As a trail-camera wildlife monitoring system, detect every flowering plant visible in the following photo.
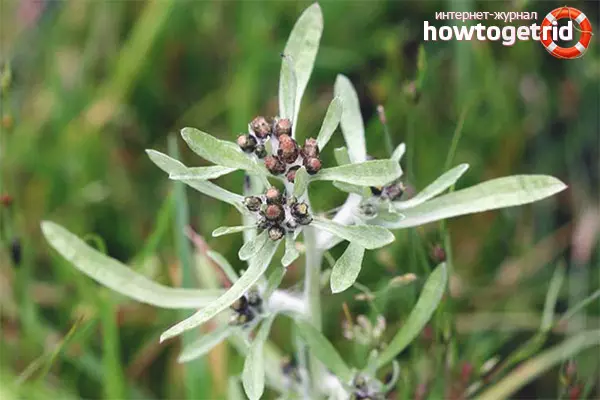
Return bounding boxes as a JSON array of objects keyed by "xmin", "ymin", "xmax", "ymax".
[{"xmin": 41, "ymin": 3, "xmax": 569, "ymax": 399}]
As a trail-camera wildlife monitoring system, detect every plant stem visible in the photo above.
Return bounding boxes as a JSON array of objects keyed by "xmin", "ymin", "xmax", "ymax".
[{"xmin": 303, "ymin": 225, "xmax": 325, "ymax": 393}]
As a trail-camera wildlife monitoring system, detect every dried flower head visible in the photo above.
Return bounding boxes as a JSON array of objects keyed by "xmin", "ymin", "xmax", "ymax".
[
  {"xmin": 251, "ymin": 116, "xmax": 272, "ymax": 139},
  {"xmin": 273, "ymin": 118, "xmax": 292, "ymax": 137},
  {"xmin": 264, "ymin": 155, "xmax": 286, "ymax": 175},
  {"xmin": 304, "ymin": 157, "xmax": 322, "ymax": 175},
  {"xmin": 237, "ymin": 134, "xmax": 257, "ymax": 153}
]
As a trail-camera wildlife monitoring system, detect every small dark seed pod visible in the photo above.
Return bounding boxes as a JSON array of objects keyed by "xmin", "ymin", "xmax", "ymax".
[
  {"xmin": 286, "ymin": 165, "xmax": 301, "ymax": 183},
  {"xmin": 265, "ymin": 187, "xmax": 283, "ymax": 204},
  {"xmin": 264, "ymin": 155, "xmax": 286, "ymax": 175},
  {"xmin": 254, "ymin": 144, "xmax": 267, "ymax": 159},
  {"xmin": 236, "ymin": 309, "xmax": 255, "ymax": 325},
  {"xmin": 243, "ymin": 196, "xmax": 262, "ymax": 212},
  {"xmin": 247, "ymin": 288, "xmax": 262, "ymax": 308},
  {"xmin": 278, "ymin": 134, "xmax": 300, "ymax": 164},
  {"xmin": 302, "ymin": 138, "xmax": 320, "ymax": 159},
  {"xmin": 250, "ymin": 116, "xmax": 272, "ymax": 139},
  {"xmin": 383, "ymin": 182, "xmax": 404, "ymax": 201},
  {"xmin": 304, "ymin": 157, "xmax": 322, "ymax": 175},
  {"xmin": 231, "ymin": 296, "xmax": 248, "ymax": 311},
  {"xmin": 268, "ymin": 225, "xmax": 285, "ymax": 241},
  {"xmin": 370, "ymin": 186, "xmax": 383, "ymax": 196},
  {"xmin": 273, "ymin": 118, "xmax": 292, "ymax": 137},
  {"xmin": 291, "ymin": 202, "xmax": 310, "ymax": 219},
  {"xmin": 264, "ymin": 204, "xmax": 285, "ymax": 222},
  {"xmin": 10, "ymin": 238, "xmax": 22, "ymax": 266},
  {"xmin": 237, "ymin": 134, "xmax": 257, "ymax": 153}
]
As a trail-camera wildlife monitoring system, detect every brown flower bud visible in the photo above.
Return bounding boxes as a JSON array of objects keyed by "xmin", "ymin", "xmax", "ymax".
[
  {"xmin": 254, "ymin": 144, "xmax": 267, "ymax": 159},
  {"xmin": 278, "ymin": 134, "xmax": 299, "ymax": 164},
  {"xmin": 273, "ymin": 118, "xmax": 292, "ymax": 137},
  {"xmin": 431, "ymin": 245, "xmax": 446, "ymax": 263},
  {"xmin": 291, "ymin": 202, "xmax": 313, "ymax": 225},
  {"xmin": 243, "ymin": 196, "xmax": 262, "ymax": 212},
  {"xmin": 237, "ymin": 134, "xmax": 257, "ymax": 153},
  {"xmin": 268, "ymin": 225, "xmax": 285, "ymax": 241},
  {"xmin": 304, "ymin": 157, "xmax": 322, "ymax": 175},
  {"xmin": 383, "ymin": 182, "xmax": 405, "ymax": 201},
  {"xmin": 231, "ymin": 296, "xmax": 248, "ymax": 311},
  {"xmin": 264, "ymin": 204, "xmax": 284, "ymax": 222},
  {"xmin": 265, "ymin": 187, "xmax": 283, "ymax": 204},
  {"xmin": 250, "ymin": 116, "xmax": 272, "ymax": 138},
  {"xmin": 302, "ymin": 137, "xmax": 320, "ymax": 159},
  {"xmin": 264, "ymin": 155, "xmax": 286, "ymax": 175},
  {"xmin": 286, "ymin": 166, "xmax": 301, "ymax": 183}
]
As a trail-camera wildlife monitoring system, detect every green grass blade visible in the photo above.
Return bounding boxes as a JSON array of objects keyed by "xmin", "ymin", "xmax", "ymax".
[{"xmin": 541, "ymin": 263, "xmax": 566, "ymax": 332}]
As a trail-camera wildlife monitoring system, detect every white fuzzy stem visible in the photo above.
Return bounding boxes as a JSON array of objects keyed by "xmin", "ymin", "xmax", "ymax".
[
  {"xmin": 268, "ymin": 290, "xmax": 307, "ymax": 315},
  {"xmin": 316, "ymin": 193, "xmax": 362, "ymax": 250}
]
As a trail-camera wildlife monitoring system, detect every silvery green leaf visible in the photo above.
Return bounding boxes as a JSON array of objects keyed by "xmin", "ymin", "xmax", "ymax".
[
  {"xmin": 281, "ymin": 233, "xmax": 300, "ymax": 267},
  {"xmin": 330, "ymin": 242, "xmax": 366, "ymax": 294},
  {"xmin": 377, "ymin": 263, "xmax": 448, "ymax": 368},
  {"xmin": 41, "ymin": 221, "xmax": 224, "ymax": 309},
  {"xmin": 243, "ymin": 315, "xmax": 276, "ymax": 400},
  {"xmin": 146, "ymin": 150, "xmax": 244, "ymax": 210},
  {"xmin": 295, "ymin": 319, "xmax": 353, "ymax": 382},
  {"xmin": 228, "ymin": 377, "xmax": 245, "ymax": 400},
  {"xmin": 391, "ymin": 143, "xmax": 406, "ymax": 163},
  {"xmin": 178, "ymin": 324, "xmax": 235, "ymax": 363},
  {"xmin": 313, "ymin": 159, "xmax": 402, "ymax": 187},
  {"xmin": 333, "ymin": 181, "xmax": 371, "ymax": 197},
  {"xmin": 278, "ymin": 55, "xmax": 297, "ymax": 122},
  {"xmin": 293, "ymin": 167, "xmax": 309, "ymax": 197},
  {"xmin": 206, "ymin": 250, "xmax": 239, "ymax": 284},
  {"xmin": 394, "ymin": 164, "xmax": 469, "ymax": 210},
  {"xmin": 264, "ymin": 266, "xmax": 286, "ymax": 299},
  {"xmin": 239, "ymin": 230, "xmax": 269, "ymax": 261},
  {"xmin": 283, "ymin": 2, "xmax": 323, "ymax": 126},
  {"xmin": 212, "ymin": 225, "xmax": 256, "ymax": 237},
  {"xmin": 334, "ymin": 147, "xmax": 351, "ymax": 166},
  {"xmin": 311, "ymin": 216, "xmax": 394, "ymax": 250},
  {"xmin": 168, "ymin": 165, "xmax": 236, "ymax": 181},
  {"xmin": 316, "ymin": 97, "xmax": 343, "ymax": 150},
  {"xmin": 160, "ymin": 240, "xmax": 280, "ymax": 342},
  {"xmin": 378, "ymin": 175, "xmax": 567, "ymax": 229},
  {"xmin": 181, "ymin": 127, "xmax": 259, "ymax": 172},
  {"xmin": 334, "ymin": 75, "xmax": 366, "ymax": 163}
]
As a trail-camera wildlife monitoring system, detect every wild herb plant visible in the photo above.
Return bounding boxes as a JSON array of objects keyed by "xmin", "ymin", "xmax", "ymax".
[{"xmin": 40, "ymin": 3, "xmax": 592, "ymax": 399}]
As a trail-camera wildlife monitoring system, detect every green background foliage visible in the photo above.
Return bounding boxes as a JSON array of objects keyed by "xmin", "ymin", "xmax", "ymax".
[{"xmin": 1, "ymin": 0, "xmax": 598, "ymax": 398}]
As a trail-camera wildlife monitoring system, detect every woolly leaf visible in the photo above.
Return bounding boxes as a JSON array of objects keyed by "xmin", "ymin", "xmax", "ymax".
[
  {"xmin": 313, "ymin": 160, "xmax": 402, "ymax": 187},
  {"xmin": 330, "ymin": 242, "xmax": 366, "ymax": 294},
  {"xmin": 311, "ymin": 216, "xmax": 394, "ymax": 250}
]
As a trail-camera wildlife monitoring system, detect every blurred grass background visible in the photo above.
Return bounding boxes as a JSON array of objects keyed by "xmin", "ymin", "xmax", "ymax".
[{"xmin": 1, "ymin": 0, "xmax": 599, "ymax": 399}]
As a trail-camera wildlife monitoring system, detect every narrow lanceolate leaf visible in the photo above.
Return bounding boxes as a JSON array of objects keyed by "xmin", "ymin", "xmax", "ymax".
[
  {"xmin": 316, "ymin": 97, "xmax": 343, "ymax": 150},
  {"xmin": 541, "ymin": 263, "xmax": 566, "ymax": 332},
  {"xmin": 394, "ymin": 164, "xmax": 469, "ymax": 210},
  {"xmin": 264, "ymin": 266, "xmax": 286, "ymax": 300},
  {"xmin": 243, "ymin": 316, "xmax": 276, "ymax": 400},
  {"xmin": 311, "ymin": 216, "xmax": 394, "ymax": 250},
  {"xmin": 377, "ymin": 263, "xmax": 448, "ymax": 368},
  {"xmin": 334, "ymin": 75, "xmax": 366, "ymax": 163},
  {"xmin": 477, "ymin": 331, "xmax": 600, "ymax": 400},
  {"xmin": 181, "ymin": 127, "xmax": 259, "ymax": 172},
  {"xmin": 379, "ymin": 175, "xmax": 567, "ymax": 229},
  {"xmin": 391, "ymin": 143, "xmax": 406, "ymax": 163},
  {"xmin": 206, "ymin": 250, "xmax": 239, "ymax": 284},
  {"xmin": 228, "ymin": 377, "xmax": 245, "ymax": 400},
  {"xmin": 41, "ymin": 222, "xmax": 224, "ymax": 309},
  {"xmin": 283, "ymin": 2, "xmax": 323, "ymax": 126},
  {"xmin": 295, "ymin": 319, "xmax": 353, "ymax": 382},
  {"xmin": 212, "ymin": 225, "xmax": 255, "ymax": 238},
  {"xmin": 160, "ymin": 240, "xmax": 279, "ymax": 342},
  {"xmin": 278, "ymin": 55, "xmax": 297, "ymax": 122},
  {"xmin": 178, "ymin": 324, "xmax": 235, "ymax": 363},
  {"xmin": 313, "ymin": 160, "xmax": 402, "ymax": 187},
  {"xmin": 330, "ymin": 242, "xmax": 366, "ymax": 294},
  {"xmin": 146, "ymin": 150, "xmax": 244, "ymax": 210},
  {"xmin": 238, "ymin": 230, "xmax": 269, "ymax": 261},
  {"xmin": 332, "ymin": 181, "xmax": 371, "ymax": 198},
  {"xmin": 281, "ymin": 233, "xmax": 300, "ymax": 267},
  {"xmin": 334, "ymin": 146, "xmax": 351, "ymax": 166},
  {"xmin": 293, "ymin": 167, "xmax": 309, "ymax": 197},
  {"xmin": 168, "ymin": 165, "xmax": 236, "ymax": 181}
]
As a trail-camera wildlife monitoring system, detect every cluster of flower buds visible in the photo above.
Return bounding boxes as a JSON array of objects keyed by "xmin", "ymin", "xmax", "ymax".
[
  {"xmin": 229, "ymin": 287, "xmax": 263, "ymax": 326},
  {"xmin": 370, "ymin": 181, "xmax": 406, "ymax": 201},
  {"xmin": 350, "ymin": 374, "xmax": 383, "ymax": 400},
  {"xmin": 236, "ymin": 116, "xmax": 322, "ymax": 182},
  {"xmin": 280, "ymin": 355, "xmax": 302, "ymax": 384},
  {"xmin": 242, "ymin": 187, "xmax": 312, "ymax": 241}
]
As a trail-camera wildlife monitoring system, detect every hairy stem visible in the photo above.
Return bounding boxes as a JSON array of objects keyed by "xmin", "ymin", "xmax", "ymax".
[{"xmin": 303, "ymin": 225, "xmax": 325, "ymax": 394}]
